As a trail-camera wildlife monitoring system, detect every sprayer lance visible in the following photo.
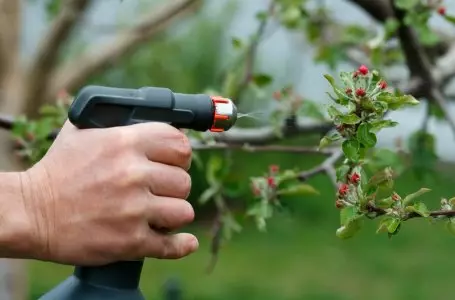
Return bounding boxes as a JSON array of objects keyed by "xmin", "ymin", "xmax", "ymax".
[{"xmin": 68, "ymin": 85, "xmax": 237, "ymax": 132}]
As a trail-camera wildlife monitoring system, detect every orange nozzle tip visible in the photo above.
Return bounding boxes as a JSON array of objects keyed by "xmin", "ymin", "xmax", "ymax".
[{"xmin": 209, "ymin": 128, "xmax": 224, "ymax": 132}]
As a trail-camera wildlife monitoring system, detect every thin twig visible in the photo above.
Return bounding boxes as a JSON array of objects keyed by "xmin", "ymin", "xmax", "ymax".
[
  {"xmin": 298, "ymin": 149, "xmax": 343, "ymax": 188},
  {"xmin": 23, "ymin": 0, "xmax": 92, "ymax": 117},
  {"xmin": 48, "ymin": 0, "xmax": 201, "ymax": 97},
  {"xmin": 191, "ymin": 141, "xmax": 336, "ymax": 155},
  {"xmin": 231, "ymin": 1, "xmax": 276, "ymax": 101},
  {"xmin": 367, "ymin": 203, "xmax": 455, "ymax": 219}
]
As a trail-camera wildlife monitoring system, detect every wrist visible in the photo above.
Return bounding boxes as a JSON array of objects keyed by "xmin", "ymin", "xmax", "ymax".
[{"xmin": 0, "ymin": 171, "xmax": 39, "ymax": 259}]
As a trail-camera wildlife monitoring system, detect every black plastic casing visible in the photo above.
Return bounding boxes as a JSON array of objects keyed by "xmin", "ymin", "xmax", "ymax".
[
  {"xmin": 68, "ymin": 85, "xmax": 216, "ymax": 131},
  {"xmin": 39, "ymin": 261, "xmax": 145, "ymax": 300}
]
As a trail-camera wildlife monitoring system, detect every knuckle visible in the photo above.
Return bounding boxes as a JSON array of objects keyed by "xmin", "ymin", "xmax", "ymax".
[
  {"xmin": 131, "ymin": 230, "xmax": 147, "ymax": 250},
  {"xmin": 116, "ymin": 127, "xmax": 137, "ymax": 150},
  {"xmin": 175, "ymin": 133, "xmax": 192, "ymax": 165},
  {"xmin": 116, "ymin": 161, "xmax": 145, "ymax": 187}
]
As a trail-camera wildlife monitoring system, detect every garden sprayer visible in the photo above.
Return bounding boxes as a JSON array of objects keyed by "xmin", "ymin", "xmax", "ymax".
[{"xmin": 39, "ymin": 85, "xmax": 238, "ymax": 300}]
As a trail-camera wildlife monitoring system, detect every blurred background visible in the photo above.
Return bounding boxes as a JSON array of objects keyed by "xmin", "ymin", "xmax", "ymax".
[{"xmin": 1, "ymin": 0, "xmax": 455, "ymax": 299}]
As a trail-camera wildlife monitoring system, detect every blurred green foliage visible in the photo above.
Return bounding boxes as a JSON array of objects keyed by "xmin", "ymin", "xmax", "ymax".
[
  {"xmin": 29, "ymin": 157, "xmax": 455, "ymax": 299},
  {"xmin": 86, "ymin": 2, "xmax": 237, "ymax": 94},
  {"xmin": 23, "ymin": 0, "xmax": 455, "ymax": 298}
]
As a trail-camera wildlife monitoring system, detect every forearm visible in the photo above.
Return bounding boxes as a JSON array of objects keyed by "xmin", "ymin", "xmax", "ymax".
[{"xmin": 0, "ymin": 171, "xmax": 35, "ymax": 259}]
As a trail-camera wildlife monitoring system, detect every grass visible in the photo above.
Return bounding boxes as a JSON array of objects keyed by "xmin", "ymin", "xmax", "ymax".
[{"xmin": 28, "ymin": 140, "xmax": 455, "ymax": 299}]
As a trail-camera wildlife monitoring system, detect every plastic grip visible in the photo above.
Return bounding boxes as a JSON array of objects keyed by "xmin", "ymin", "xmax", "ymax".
[{"xmin": 68, "ymin": 85, "xmax": 215, "ymax": 131}]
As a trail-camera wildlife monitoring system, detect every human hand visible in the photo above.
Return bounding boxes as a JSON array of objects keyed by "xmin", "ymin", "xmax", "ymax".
[{"xmin": 20, "ymin": 120, "xmax": 198, "ymax": 266}]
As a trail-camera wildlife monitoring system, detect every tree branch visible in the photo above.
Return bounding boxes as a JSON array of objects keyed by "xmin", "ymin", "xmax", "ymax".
[
  {"xmin": 48, "ymin": 0, "xmax": 202, "ymax": 98},
  {"xmin": 298, "ymin": 149, "xmax": 343, "ymax": 188},
  {"xmin": 204, "ymin": 118, "xmax": 333, "ymax": 144},
  {"xmin": 0, "ymin": 0, "xmax": 21, "ymax": 91},
  {"xmin": 347, "ymin": 0, "xmax": 393, "ymax": 23},
  {"xmin": 23, "ymin": 0, "xmax": 92, "ymax": 118},
  {"xmin": 231, "ymin": 1, "xmax": 275, "ymax": 101},
  {"xmin": 390, "ymin": 3, "xmax": 434, "ymax": 84},
  {"xmin": 367, "ymin": 203, "xmax": 455, "ymax": 220},
  {"xmin": 191, "ymin": 140, "xmax": 336, "ymax": 155}
]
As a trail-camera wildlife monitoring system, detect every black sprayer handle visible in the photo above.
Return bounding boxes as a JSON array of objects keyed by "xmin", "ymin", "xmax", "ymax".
[
  {"xmin": 38, "ymin": 85, "xmax": 237, "ymax": 300},
  {"xmin": 69, "ymin": 85, "xmax": 216, "ymax": 131}
]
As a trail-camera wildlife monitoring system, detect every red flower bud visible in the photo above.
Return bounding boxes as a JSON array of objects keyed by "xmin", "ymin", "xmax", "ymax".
[
  {"xmin": 26, "ymin": 132, "xmax": 35, "ymax": 141},
  {"xmin": 350, "ymin": 172, "xmax": 360, "ymax": 184},
  {"xmin": 392, "ymin": 192, "xmax": 400, "ymax": 201},
  {"xmin": 273, "ymin": 91, "xmax": 281, "ymax": 100},
  {"xmin": 267, "ymin": 176, "xmax": 276, "ymax": 188},
  {"xmin": 358, "ymin": 65, "xmax": 369, "ymax": 75},
  {"xmin": 269, "ymin": 164, "xmax": 279, "ymax": 174},
  {"xmin": 355, "ymin": 88, "xmax": 366, "ymax": 97},
  {"xmin": 335, "ymin": 199, "xmax": 345, "ymax": 209},
  {"xmin": 438, "ymin": 6, "xmax": 446, "ymax": 15},
  {"xmin": 251, "ymin": 182, "xmax": 261, "ymax": 196},
  {"xmin": 345, "ymin": 88, "xmax": 352, "ymax": 95},
  {"xmin": 378, "ymin": 80, "xmax": 387, "ymax": 89},
  {"xmin": 338, "ymin": 183, "xmax": 349, "ymax": 196}
]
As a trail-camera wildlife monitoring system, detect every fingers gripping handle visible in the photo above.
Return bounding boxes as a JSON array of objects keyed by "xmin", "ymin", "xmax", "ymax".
[
  {"xmin": 39, "ymin": 85, "xmax": 238, "ymax": 300},
  {"xmin": 68, "ymin": 85, "xmax": 237, "ymax": 132}
]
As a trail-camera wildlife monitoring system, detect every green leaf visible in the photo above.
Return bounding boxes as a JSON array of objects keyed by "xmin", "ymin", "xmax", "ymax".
[
  {"xmin": 327, "ymin": 105, "xmax": 343, "ymax": 119},
  {"xmin": 405, "ymin": 202, "xmax": 430, "ymax": 217},
  {"xmin": 372, "ymin": 101, "xmax": 388, "ymax": 115},
  {"xmin": 278, "ymin": 184, "xmax": 319, "ymax": 196},
  {"xmin": 338, "ymin": 113, "xmax": 361, "ymax": 125},
  {"xmin": 319, "ymin": 131, "xmax": 342, "ymax": 149},
  {"xmin": 222, "ymin": 213, "xmax": 242, "ymax": 240},
  {"xmin": 444, "ymin": 15, "xmax": 455, "ymax": 25},
  {"xmin": 384, "ymin": 18, "xmax": 400, "ymax": 39},
  {"xmin": 255, "ymin": 11, "xmax": 268, "ymax": 21},
  {"xmin": 298, "ymin": 100, "xmax": 326, "ymax": 120},
  {"xmin": 342, "ymin": 139, "xmax": 360, "ymax": 161},
  {"xmin": 323, "ymin": 74, "xmax": 351, "ymax": 105},
  {"xmin": 387, "ymin": 218, "xmax": 401, "ymax": 235},
  {"xmin": 376, "ymin": 197, "xmax": 394, "ymax": 209},
  {"xmin": 247, "ymin": 201, "xmax": 273, "ymax": 218},
  {"xmin": 394, "ymin": 0, "xmax": 419, "ymax": 9},
  {"xmin": 280, "ymin": 6, "xmax": 302, "ymax": 28},
  {"xmin": 402, "ymin": 188, "xmax": 431, "ymax": 206},
  {"xmin": 339, "ymin": 72, "xmax": 354, "ymax": 89},
  {"xmin": 376, "ymin": 94, "xmax": 419, "ymax": 110},
  {"xmin": 247, "ymin": 201, "xmax": 273, "ymax": 232},
  {"xmin": 369, "ymin": 120, "xmax": 399, "ymax": 133},
  {"xmin": 252, "ymin": 74, "xmax": 273, "ymax": 87},
  {"xmin": 376, "ymin": 217, "xmax": 393, "ymax": 233},
  {"xmin": 206, "ymin": 155, "xmax": 223, "ymax": 186},
  {"xmin": 336, "ymin": 165, "xmax": 351, "ymax": 182},
  {"xmin": 366, "ymin": 167, "xmax": 394, "ymax": 191},
  {"xmin": 340, "ymin": 206, "xmax": 358, "ymax": 226},
  {"xmin": 231, "ymin": 37, "xmax": 243, "ymax": 49},
  {"xmin": 356, "ymin": 123, "xmax": 377, "ymax": 148},
  {"xmin": 368, "ymin": 148, "xmax": 405, "ymax": 176},
  {"xmin": 198, "ymin": 186, "xmax": 220, "ymax": 204},
  {"xmin": 336, "ymin": 215, "xmax": 363, "ymax": 240},
  {"xmin": 377, "ymin": 217, "xmax": 401, "ymax": 235}
]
